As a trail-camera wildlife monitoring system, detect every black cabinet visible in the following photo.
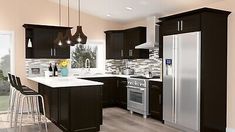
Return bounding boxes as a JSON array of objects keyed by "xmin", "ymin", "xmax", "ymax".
[
  {"xmin": 160, "ymin": 14, "xmax": 200, "ymax": 35},
  {"xmin": 105, "ymin": 31, "xmax": 124, "ymax": 59},
  {"xmin": 124, "ymin": 27, "xmax": 149, "ymax": 59},
  {"xmin": 149, "ymin": 81, "xmax": 162, "ymax": 121},
  {"xmin": 82, "ymin": 77, "xmax": 117, "ymax": 108},
  {"xmin": 83, "ymin": 77, "xmax": 128, "ymax": 109},
  {"xmin": 159, "ymin": 8, "xmax": 231, "ymax": 132},
  {"xmin": 117, "ymin": 78, "xmax": 127, "ymax": 109},
  {"xmin": 38, "ymin": 84, "xmax": 102, "ymax": 132},
  {"xmin": 23, "ymin": 24, "xmax": 71, "ymax": 59},
  {"xmin": 105, "ymin": 27, "xmax": 149, "ymax": 59}
]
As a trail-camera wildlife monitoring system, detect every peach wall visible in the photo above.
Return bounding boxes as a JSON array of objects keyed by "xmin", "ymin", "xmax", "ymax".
[{"xmin": 0, "ymin": 0, "xmax": 122, "ymax": 90}]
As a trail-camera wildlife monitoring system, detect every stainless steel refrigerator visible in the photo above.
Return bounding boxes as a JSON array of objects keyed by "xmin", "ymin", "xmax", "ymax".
[{"xmin": 163, "ymin": 31, "xmax": 201, "ymax": 132}]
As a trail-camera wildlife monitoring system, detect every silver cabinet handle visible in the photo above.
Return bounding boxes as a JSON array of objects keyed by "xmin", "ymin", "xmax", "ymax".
[
  {"xmin": 54, "ymin": 48, "xmax": 56, "ymax": 56},
  {"xmin": 129, "ymin": 50, "xmax": 133, "ymax": 57},
  {"xmin": 181, "ymin": 20, "xmax": 183, "ymax": 31},
  {"xmin": 51, "ymin": 48, "xmax": 53, "ymax": 56},
  {"xmin": 121, "ymin": 50, "xmax": 124, "ymax": 57},
  {"xmin": 177, "ymin": 21, "xmax": 180, "ymax": 31}
]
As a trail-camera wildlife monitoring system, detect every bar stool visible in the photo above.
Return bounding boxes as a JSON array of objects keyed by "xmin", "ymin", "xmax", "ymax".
[
  {"xmin": 8, "ymin": 74, "xmax": 35, "ymax": 127},
  {"xmin": 12, "ymin": 76, "xmax": 48, "ymax": 132}
]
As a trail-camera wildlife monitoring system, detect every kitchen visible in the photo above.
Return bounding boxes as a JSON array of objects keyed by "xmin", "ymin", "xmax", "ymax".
[{"xmin": 0, "ymin": 0, "xmax": 234, "ymax": 132}]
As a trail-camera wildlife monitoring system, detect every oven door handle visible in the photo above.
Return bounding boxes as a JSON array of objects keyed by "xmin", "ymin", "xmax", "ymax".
[{"xmin": 127, "ymin": 86, "xmax": 145, "ymax": 91}]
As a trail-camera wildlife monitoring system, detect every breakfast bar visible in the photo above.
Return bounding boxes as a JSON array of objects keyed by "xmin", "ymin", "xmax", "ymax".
[{"xmin": 28, "ymin": 77, "xmax": 103, "ymax": 132}]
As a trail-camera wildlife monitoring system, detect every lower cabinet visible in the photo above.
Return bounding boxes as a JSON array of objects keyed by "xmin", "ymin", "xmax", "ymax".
[
  {"xmin": 83, "ymin": 77, "xmax": 127, "ymax": 109},
  {"xmin": 117, "ymin": 78, "xmax": 127, "ymax": 109},
  {"xmin": 82, "ymin": 77, "xmax": 117, "ymax": 108},
  {"xmin": 149, "ymin": 81, "xmax": 163, "ymax": 121},
  {"xmin": 39, "ymin": 84, "xmax": 102, "ymax": 132}
]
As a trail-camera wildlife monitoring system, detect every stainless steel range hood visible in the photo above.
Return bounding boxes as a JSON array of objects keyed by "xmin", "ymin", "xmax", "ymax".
[{"xmin": 135, "ymin": 16, "xmax": 159, "ymax": 49}]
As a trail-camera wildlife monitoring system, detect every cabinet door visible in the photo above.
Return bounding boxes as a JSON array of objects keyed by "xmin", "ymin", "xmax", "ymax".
[
  {"xmin": 53, "ymin": 29, "xmax": 70, "ymax": 59},
  {"xmin": 149, "ymin": 81, "xmax": 163, "ymax": 121},
  {"xmin": 161, "ymin": 18, "xmax": 180, "ymax": 35},
  {"xmin": 33, "ymin": 28, "xmax": 53, "ymax": 58},
  {"xmin": 124, "ymin": 27, "xmax": 149, "ymax": 59},
  {"xmin": 180, "ymin": 14, "xmax": 201, "ymax": 33},
  {"xmin": 50, "ymin": 88, "xmax": 59, "ymax": 124},
  {"xmin": 38, "ymin": 84, "xmax": 51, "ymax": 119},
  {"xmin": 118, "ymin": 78, "xmax": 127, "ymax": 109},
  {"xmin": 59, "ymin": 88, "xmax": 70, "ymax": 131},
  {"xmin": 82, "ymin": 77, "xmax": 117, "ymax": 108},
  {"xmin": 105, "ymin": 32, "xmax": 124, "ymax": 59}
]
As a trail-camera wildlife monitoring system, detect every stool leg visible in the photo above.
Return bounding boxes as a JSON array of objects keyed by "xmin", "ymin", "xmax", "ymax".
[
  {"xmin": 30, "ymin": 97, "xmax": 36, "ymax": 124},
  {"xmin": 9, "ymin": 89, "xmax": 16, "ymax": 127},
  {"xmin": 7, "ymin": 87, "xmax": 13, "ymax": 121},
  {"xmin": 39, "ymin": 95, "xmax": 48, "ymax": 132},
  {"xmin": 19, "ymin": 96, "xmax": 26, "ymax": 132},
  {"xmin": 26, "ymin": 97, "xmax": 31, "ymax": 117},
  {"xmin": 13, "ymin": 91, "xmax": 21, "ymax": 128},
  {"xmin": 35, "ymin": 97, "xmax": 42, "ymax": 131}
]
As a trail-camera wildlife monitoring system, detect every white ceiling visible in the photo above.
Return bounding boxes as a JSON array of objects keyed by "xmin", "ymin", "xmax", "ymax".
[{"xmin": 48, "ymin": 0, "xmax": 223, "ymax": 23}]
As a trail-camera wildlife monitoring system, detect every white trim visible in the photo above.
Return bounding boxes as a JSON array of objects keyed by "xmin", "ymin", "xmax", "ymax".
[
  {"xmin": 0, "ymin": 31, "xmax": 15, "ymax": 74},
  {"xmin": 227, "ymin": 128, "xmax": 235, "ymax": 132}
]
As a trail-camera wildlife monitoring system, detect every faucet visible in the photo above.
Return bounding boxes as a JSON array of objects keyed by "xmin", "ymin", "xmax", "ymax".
[{"xmin": 85, "ymin": 58, "xmax": 91, "ymax": 71}]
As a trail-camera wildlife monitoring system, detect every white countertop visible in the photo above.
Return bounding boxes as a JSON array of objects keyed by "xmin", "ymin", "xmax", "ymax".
[
  {"xmin": 28, "ymin": 74, "xmax": 162, "ymax": 88},
  {"xmin": 77, "ymin": 74, "xmax": 162, "ymax": 82},
  {"xmin": 28, "ymin": 76, "xmax": 104, "ymax": 88}
]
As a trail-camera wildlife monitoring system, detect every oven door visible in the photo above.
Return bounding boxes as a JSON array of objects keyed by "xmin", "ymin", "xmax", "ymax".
[{"xmin": 127, "ymin": 86, "xmax": 146, "ymax": 112}]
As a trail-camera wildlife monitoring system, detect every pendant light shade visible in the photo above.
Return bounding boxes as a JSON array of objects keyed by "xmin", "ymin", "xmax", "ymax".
[
  {"xmin": 72, "ymin": 26, "xmax": 87, "ymax": 44},
  {"xmin": 72, "ymin": 0, "xmax": 87, "ymax": 44},
  {"xmin": 63, "ymin": 29, "xmax": 73, "ymax": 45},
  {"xmin": 54, "ymin": 32, "xmax": 64, "ymax": 46}
]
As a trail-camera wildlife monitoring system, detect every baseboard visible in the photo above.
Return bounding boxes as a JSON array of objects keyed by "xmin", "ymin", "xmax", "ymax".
[{"xmin": 227, "ymin": 128, "xmax": 235, "ymax": 132}]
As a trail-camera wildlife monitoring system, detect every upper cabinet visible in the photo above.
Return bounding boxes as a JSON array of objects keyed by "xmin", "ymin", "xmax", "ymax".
[
  {"xmin": 160, "ymin": 14, "xmax": 201, "ymax": 35},
  {"xmin": 105, "ymin": 27, "xmax": 149, "ymax": 59},
  {"xmin": 24, "ymin": 24, "xmax": 71, "ymax": 59}
]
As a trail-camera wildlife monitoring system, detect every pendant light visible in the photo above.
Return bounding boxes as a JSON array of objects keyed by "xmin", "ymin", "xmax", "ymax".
[
  {"xmin": 54, "ymin": 0, "xmax": 63, "ymax": 46},
  {"xmin": 63, "ymin": 0, "xmax": 73, "ymax": 45},
  {"xmin": 72, "ymin": 0, "xmax": 87, "ymax": 45}
]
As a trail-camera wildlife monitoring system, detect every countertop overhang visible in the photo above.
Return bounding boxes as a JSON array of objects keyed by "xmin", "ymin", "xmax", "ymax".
[{"xmin": 28, "ymin": 76, "xmax": 104, "ymax": 88}]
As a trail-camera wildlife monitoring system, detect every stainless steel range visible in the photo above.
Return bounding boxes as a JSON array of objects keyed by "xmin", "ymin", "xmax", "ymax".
[{"xmin": 127, "ymin": 75, "xmax": 159, "ymax": 118}]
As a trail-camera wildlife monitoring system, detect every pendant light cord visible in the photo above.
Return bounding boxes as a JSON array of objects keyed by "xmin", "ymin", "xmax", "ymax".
[
  {"xmin": 59, "ymin": 0, "xmax": 61, "ymax": 26},
  {"xmin": 78, "ymin": 0, "xmax": 81, "ymax": 26},
  {"xmin": 67, "ymin": 0, "xmax": 70, "ymax": 27}
]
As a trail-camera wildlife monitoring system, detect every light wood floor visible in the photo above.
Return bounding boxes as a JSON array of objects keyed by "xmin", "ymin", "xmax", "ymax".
[{"xmin": 0, "ymin": 107, "xmax": 180, "ymax": 132}]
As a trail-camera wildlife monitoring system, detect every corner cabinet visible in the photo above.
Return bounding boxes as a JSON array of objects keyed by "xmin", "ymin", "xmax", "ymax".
[
  {"xmin": 149, "ymin": 81, "xmax": 162, "ymax": 121},
  {"xmin": 23, "ymin": 24, "xmax": 71, "ymax": 59},
  {"xmin": 105, "ymin": 27, "xmax": 149, "ymax": 59},
  {"xmin": 159, "ymin": 8, "xmax": 230, "ymax": 132}
]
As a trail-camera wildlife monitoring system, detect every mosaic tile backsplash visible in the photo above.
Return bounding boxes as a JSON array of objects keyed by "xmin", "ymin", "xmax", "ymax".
[
  {"xmin": 26, "ymin": 59, "xmax": 60, "ymax": 77},
  {"xmin": 26, "ymin": 49, "xmax": 162, "ymax": 77},
  {"xmin": 105, "ymin": 49, "xmax": 162, "ymax": 75}
]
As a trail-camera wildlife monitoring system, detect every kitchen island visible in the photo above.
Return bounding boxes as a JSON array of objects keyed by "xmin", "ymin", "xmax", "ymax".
[{"xmin": 28, "ymin": 77, "xmax": 103, "ymax": 132}]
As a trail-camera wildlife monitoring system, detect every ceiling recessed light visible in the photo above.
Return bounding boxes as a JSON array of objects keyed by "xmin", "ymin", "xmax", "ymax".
[
  {"xmin": 106, "ymin": 14, "xmax": 111, "ymax": 17},
  {"xmin": 125, "ymin": 7, "xmax": 133, "ymax": 11}
]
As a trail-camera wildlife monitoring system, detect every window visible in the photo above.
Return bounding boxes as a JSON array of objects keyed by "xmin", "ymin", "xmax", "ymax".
[
  {"xmin": 0, "ymin": 32, "xmax": 14, "ymax": 112},
  {"xmin": 70, "ymin": 41, "xmax": 105, "ymax": 73},
  {"xmin": 71, "ymin": 44, "xmax": 97, "ymax": 68}
]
